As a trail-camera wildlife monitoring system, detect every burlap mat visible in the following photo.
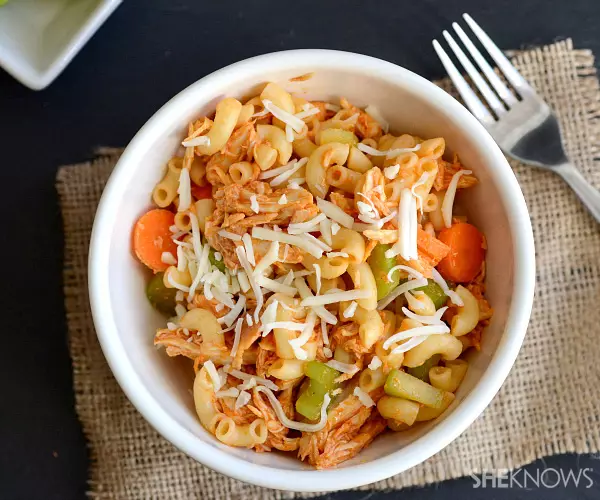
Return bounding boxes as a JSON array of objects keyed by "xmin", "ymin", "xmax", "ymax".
[{"xmin": 56, "ymin": 39, "xmax": 600, "ymax": 499}]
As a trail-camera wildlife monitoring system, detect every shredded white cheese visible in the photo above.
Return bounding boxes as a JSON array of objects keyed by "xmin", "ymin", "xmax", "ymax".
[
  {"xmin": 295, "ymin": 105, "xmax": 321, "ymax": 120},
  {"xmin": 319, "ymin": 218, "xmax": 333, "ymax": 246},
  {"xmin": 316, "ymin": 197, "xmax": 354, "ymax": 229},
  {"xmin": 383, "ymin": 324, "xmax": 450, "ymax": 350},
  {"xmin": 389, "ymin": 335, "xmax": 429, "ymax": 355},
  {"xmin": 182, "ymin": 136, "xmax": 210, "ymax": 148},
  {"xmin": 204, "ymin": 360, "xmax": 222, "ymax": 392},
  {"xmin": 269, "ymin": 157, "xmax": 308, "ymax": 187},
  {"xmin": 226, "ymin": 367, "xmax": 279, "ymax": 391},
  {"xmin": 376, "ymin": 278, "xmax": 429, "ymax": 310},
  {"xmin": 250, "ymin": 195, "xmax": 260, "ymax": 214},
  {"xmin": 245, "ymin": 313, "xmax": 253, "ymax": 326},
  {"xmin": 368, "ymin": 356, "xmax": 382, "ymax": 370},
  {"xmin": 343, "ymin": 301, "xmax": 358, "ymax": 318},
  {"xmin": 218, "ymin": 294, "xmax": 246, "ymax": 327},
  {"xmin": 167, "ymin": 273, "xmax": 191, "ymax": 293},
  {"xmin": 402, "ymin": 304, "xmax": 448, "ymax": 325},
  {"xmin": 431, "ymin": 268, "xmax": 464, "ymax": 306},
  {"xmin": 218, "ymin": 230, "xmax": 242, "ymax": 241},
  {"xmin": 237, "ymin": 271, "xmax": 251, "ymax": 293},
  {"xmin": 238, "ymin": 377, "xmax": 257, "ymax": 391},
  {"xmin": 253, "ymin": 240, "xmax": 280, "ymax": 276},
  {"xmin": 325, "ymin": 360, "xmax": 359, "ymax": 376},
  {"xmin": 254, "ymin": 386, "xmax": 330, "ymax": 432},
  {"xmin": 326, "ymin": 251, "xmax": 349, "ymax": 259},
  {"xmin": 364, "ymin": 104, "xmax": 389, "ymax": 133},
  {"xmin": 278, "ymin": 194, "xmax": 288, "ymax": 205},
  {"xmin": 177, "ymin": 168, "xmax": 192, "ymax": 212},
  {"xmin": 357, "ymin": 142, "xmax": 422, "ymax": 158},
  {"xmin": 252, "ymin": 227, "xmax": 324, "ymax": 258},
  {"xmin": 386, "ymin": 264, "xmax": 425, "ymax": 283},
  {"xmin": 320, "ymin": 318, "xmax": 329, "ymax": 346},
  {"xmin": 259, "ymin": 300, "xmax": 279, "ymax": 336},
  {"xmin": 384, "ymin": 164, "xmax": 400, "ymax": 180},
  {"xmin": 242, "ymin": 233, "xmax": 255, "ymax": 266},
  {"xmin": 262, "ymin": 99, "xmax": 306, "ymax": 133},
  {"xmin": 353, "ymin": 386, "xmax": 375, "ymax": 407},
  {"xmin": 259, "ymin": 159, "xmax": 299, "ymax": 180},
  {"xmin": 411, "ymin": 171, "xmax": 430, "ymax": 212},
  {"xmin": 287, "ymin": 213, "xmax": 327, "ymax": 235},
  {"xmin": 235, "ymin": 390, "xmax": 251, "ymax": 410},
  {"xmin": 167, "ymin": 322, "xmax": 177, "ymax": 331},
  {"xmin": 161, "ymin": 252, "xmax": 177, "ymax": 265},
  {"xmin": 255, "ymin": 275, "xmax": 297, "ymax": 296},
  {"xmin": 294, "ymin": 277, "xmax": 337, "ymax": 325},
  {"xmin": 301, "ymin": 289, "xmax": 372, "ymax": 307},
  {"xmin": 386, "ymin": 188, "xmax": 418, "ymax": 261},
  {"xmin": 331, "ymin": 221, "xmax": 341, "ymax": 235},
  {"xmin": 236, "ymin": 246, "xmax": 263, "ymax": 322},
  {"xmin": 215, "ymin": 387, "xmax": 240, "ymax": 399},
  {"xmin": 313, "ymin": 264, "xmax": 322, "ymax": 295},
  {"xmin": 442, "ymin": 169, "xmax": 472, "ymax": 228}
]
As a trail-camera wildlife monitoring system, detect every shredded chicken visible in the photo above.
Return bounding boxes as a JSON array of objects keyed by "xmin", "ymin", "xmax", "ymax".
[
  {"xmin": 154, "ymin": 328, "xmax": 202, "ymax": 359},
  {"xmin": 355, "ymin": 167, "xmax": 389, "ymax": 216},
  {"xmin": 204, "ymin": 182, "xmax": 317, "ymax": 270},
  {"xmin": 232, "ymin": 323, "xmax": 262, "ymax": 370},
  {"xmin": 253, "ymin": 387, "xmax": 300, "ymax": 452},
  {"xmin": 298, "ymin": 388, "xmax": 386, "ymax": 468},
  {"xmin": 255, "ymin": 337, "xmax": 278, "ymax": 378},
  {"xmin": 434, "ymin": 157, "xmax": 478, "ymax": 191},
  {"xmin": 192, "ymin": 295, "xmax": 229, "ymax": 318}
]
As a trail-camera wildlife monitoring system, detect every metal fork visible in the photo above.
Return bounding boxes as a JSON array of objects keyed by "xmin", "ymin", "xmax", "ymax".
[{"xmin": 433, "ymin": 14, "xmax": 600, "ymax": 223}]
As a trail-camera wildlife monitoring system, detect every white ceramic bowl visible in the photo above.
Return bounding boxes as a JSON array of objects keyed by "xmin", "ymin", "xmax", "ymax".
[
  {"xmin": 0, "ymin": 0, "xmax": 121, "ymax": 90},
  {"xmin": 89, "ymin": 50, "xmax": 535, "ymax": 492}
]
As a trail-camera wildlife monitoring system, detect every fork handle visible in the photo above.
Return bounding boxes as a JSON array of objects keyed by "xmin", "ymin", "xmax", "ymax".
[{"xmin": 555, "ymin": 163, "xmax": 600, "ymax": 223}]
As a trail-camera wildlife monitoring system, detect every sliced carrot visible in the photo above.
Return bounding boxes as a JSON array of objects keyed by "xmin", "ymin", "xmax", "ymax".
[
  {"xmin": 192, "ymin": 184, "xmax": 212, "ymax": 200},
  {"xmin": 436, "ymin": 222, "xmax": 485, "ymax": 283},
  {"xmin": 133, "ymin": 209, "xmax": 178, "ymax": 272},
  {"xmin": 417, "ymin": 227, "xmax": 450, "ymax": 267}
]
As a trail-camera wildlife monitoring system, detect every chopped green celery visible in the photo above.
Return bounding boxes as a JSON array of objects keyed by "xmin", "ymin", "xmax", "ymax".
[
  {"xmin": 384, "ymin": 369, "xmax": 447, "ymax": 409},
  {"xmin": 295, "ymin": 380, "xmax": 328, "ymax": 420},
  {"xmin": 146, "ymin": 272, "xmax": 177, "ymax": 315},
  {"xmin": 296, "ymin": 361, "xmax": 341, "ymax": 420},
  {"xmin": 209, "ymin": 246, "xmax": 226, "ymax": 272},
  {"xmin": 407, "ymin": 354, "xmax": 441, "ymax": 382},
  {"xmin": 304, "ymin": 361, "xmax": 340, "ymax": 386},
  {"xmin": 415, "ymin": 280, "xmax": 447, "ymax": 309},
  {"xmin": 368, "ymin": 243, "xmax": 401, "ymax": 300}
]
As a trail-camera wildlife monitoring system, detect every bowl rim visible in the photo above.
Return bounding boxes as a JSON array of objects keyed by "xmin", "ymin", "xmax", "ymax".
[{"xmin": 88, "ymin": 48, "xmax": 535, "ymax": 492}]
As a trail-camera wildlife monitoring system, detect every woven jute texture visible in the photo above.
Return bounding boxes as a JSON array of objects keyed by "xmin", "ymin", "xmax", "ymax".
[{"xmin": 56, "ymin": 39, "xmax": 600, "ymax": 499}]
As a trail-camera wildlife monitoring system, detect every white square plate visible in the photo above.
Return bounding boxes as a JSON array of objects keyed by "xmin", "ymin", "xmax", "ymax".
[{"xmin": 0, "ymin": 0, "xmax": 121, "ymax": 90}]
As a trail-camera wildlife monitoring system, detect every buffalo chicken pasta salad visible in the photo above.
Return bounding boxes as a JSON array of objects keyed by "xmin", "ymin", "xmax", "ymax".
[{"xmin": 132, "ymin": 83, "xmax": 492, "ymax": 469}]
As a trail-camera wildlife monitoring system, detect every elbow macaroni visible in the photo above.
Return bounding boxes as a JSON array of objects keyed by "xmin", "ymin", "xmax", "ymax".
[
  {"xmin": 196, "ymin": 97, "xmax": 242, "ymax": 156},
  {"xmin": 306, "ymin": 142, "xmax": 350, "ymax": 198},
  {"xmin": 451, "ymin": 286, "xmax": 480, "ymax": 337},
  {"xmin": 403, "ymin": 333, "xmax": 463, "ymax": 368}
]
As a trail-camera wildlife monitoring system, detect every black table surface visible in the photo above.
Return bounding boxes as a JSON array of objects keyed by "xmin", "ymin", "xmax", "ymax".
[{"xmin": 2, "ymin": 1, "xmax": 600, "ymax": 499}]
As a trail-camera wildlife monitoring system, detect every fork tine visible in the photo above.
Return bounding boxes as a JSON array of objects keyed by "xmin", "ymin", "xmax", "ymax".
[
  {"xmin": 442, "ymin": 30, "xmax": 506, "ymax": 116},
  {"xmin": 463, "ymin": 13, "xmax": 533, "ymax": 93},
  {"xmin": 432, "ymin": 40, "xmax": 495, "ymax": 125},
  {"xmin": 452, "ymin": 22, "xmax": 518, "ymax": 106}
]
